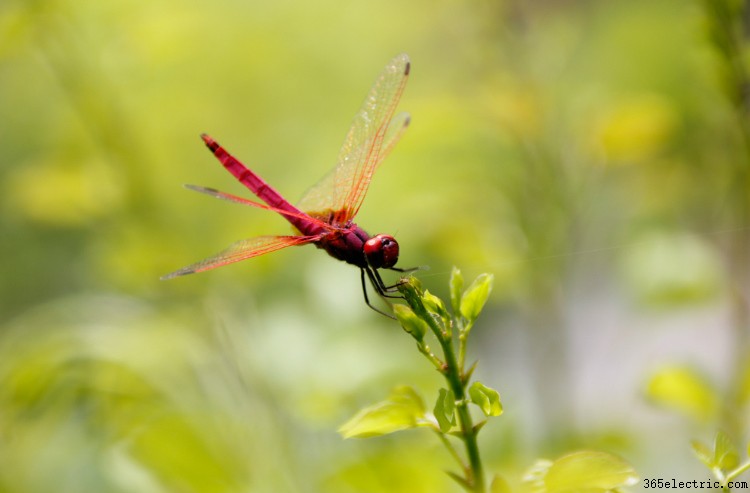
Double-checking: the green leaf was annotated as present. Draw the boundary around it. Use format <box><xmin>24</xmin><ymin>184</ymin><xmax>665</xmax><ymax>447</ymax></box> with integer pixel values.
<box><xmin>450</xmin><ymin>266</ymin><xmax>464</xmax><ymax>315</ymax></box>
<box><xmin>714</xmin><ymin>430</ymin><xmax>740</xmax><ymax>470</ymax></box>
<box><xmin>527</xmin><ymin>450</ymin><xmax>639</xmax><ymax>492</ymax></box>
<box><xmin>522</xmin><ymin>459</ymin><xmax>553</xmax><ymax>491</ymax></box>
<box><xmin>464</xmin><ymin>360</ymin><xmax>479</xmax><ymax>384</ymax></box>
<box><xmin>691</xmin><ymin>440</ymin><xmax>714</xmax><ymax>469</ymax></box>
<box><xmin>397</xmin><ymin>276</ymin><xmax>430</xmax><ymax>318</ymax></box>
<box><xmin>393</xmin><ymin>304</ymin><xmax>427</xmax><ymax>342</ymax></box>
<box><xmin>423</xmin><ymin>289</ymin><xmax>449</xmax><ymax>321</ymax></box>
<box><xmin>490</xmin><ymin>474</ymin><xmax>512</xmax><ymax>493</ymax></box>
<box><xmin>469</xmin><ymin>381</ymin><xmax>503</xmax><ymax>417</ymax></box>
<box><xmin>433</xmin><ymin>388</ymin><xmax>456</xmax><ymax>433</ymax></box>
<box><xmin>460</xmin><ymin>273</ymin><xmax>494</xmax><ymax>322</ymax></box>
<box><xmin>338</xmin><ymin>386</ymin><xmax>426</xmax><ymax>438</ymax></box>
<box><xmin>645</xmin><ymin>365</ymin><xmax>718</xmax><ymax>423</ymax></box>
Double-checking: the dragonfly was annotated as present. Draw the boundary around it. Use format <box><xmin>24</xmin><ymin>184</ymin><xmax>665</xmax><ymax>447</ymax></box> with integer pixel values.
<box><xmin>162</xmin><ymin>53</ymin><xmax>412</xmax><ymax>317</ymax></box>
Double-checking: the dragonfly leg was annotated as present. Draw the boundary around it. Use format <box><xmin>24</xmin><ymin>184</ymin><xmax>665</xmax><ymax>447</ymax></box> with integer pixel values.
<box><xmin>368</xmin><ymin>266</ymin><xmax>402</xmax><ymax>296</ymax></box>
<box><xmin>360</xmin><ymin>268</ymin><xmax>397</xmax><ymax>319</ymax></box>
<box><xmin>388</xmin><ymin>266</ymin><xmax>421</xmax><ymax>273</ymax></box>
<box><xmin>371</xmin><ymin>265</ymin><xmax>421</xmax><ymax>292</ymax></box>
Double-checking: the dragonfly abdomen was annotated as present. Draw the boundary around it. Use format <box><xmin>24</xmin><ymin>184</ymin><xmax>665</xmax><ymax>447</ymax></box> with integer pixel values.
<box><xmin>200</xmin><ymin>133</ymin><xmax>326</xmax><ymax>235</ymax></box>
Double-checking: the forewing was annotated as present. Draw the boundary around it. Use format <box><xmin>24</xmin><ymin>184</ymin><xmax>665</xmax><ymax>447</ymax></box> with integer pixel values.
<box><xmin>297</xmin><ymin>54</ymin><xmax>410</xmax><ymax>221</ymax></box>
<box><xmin>160</xmin><ymin>235</ymin><xmax>320</xmax><ymax>279</ymax></box>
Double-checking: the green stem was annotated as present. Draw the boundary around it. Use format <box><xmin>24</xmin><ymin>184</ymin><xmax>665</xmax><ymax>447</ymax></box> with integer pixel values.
<box><xmin>458</xmin><ymin>331</ymin><xmax>467</xmax><ymax>373</ymax></box>
<box><xmin>434</xmin><ymin>428</ymin><xmax>468</xmax><ymax>472</ymax></box>
<box><xmin>440</xmin><ymin>335</ymin><xmax>485</xmax><ymax>493</ymax></box>
<box><xmin>417</xmin><ymin>342</ymin><xmax>444</xmax><ymax>371</ymax></box>
<box><xmin>727</xmin><ymin>460</ymin><xmax>750</xmax><ymax>483</ymax></box>
<box><xmin>419</xmin><ymin>304</ymin><xmax>485</xmax><ymax>492</ymax></box>
<box><xmin>400</xmin><ymin>279</ymin><xmax>488</xmax><ymax>493</ymax></box>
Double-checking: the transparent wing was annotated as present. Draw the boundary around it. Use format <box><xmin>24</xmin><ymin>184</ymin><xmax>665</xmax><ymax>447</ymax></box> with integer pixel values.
<box><xmin>161</xmin><ymin>235</ymin><xmax>321</xmax><ymax>279</ymax></box>
<box><xmin>379</xmin><ymin>111</ymin><xmax>410</xmax><ymax>163</ymax></box>
<box><xmin>297</xmin><ymin>53</ymin><xmax>410</xmax><ymax>222</ymax></box>
<box><xmin>185</xmin><ymin>184</ymin><xmax>333</xmax><ymax>231</ymax></box>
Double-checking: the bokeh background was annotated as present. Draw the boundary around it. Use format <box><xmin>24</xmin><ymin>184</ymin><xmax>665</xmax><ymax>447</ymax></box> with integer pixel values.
<box><xmin>2</xmin><ymin>0</ymin><xmax>749</xmax><ymax>491</ymax></box>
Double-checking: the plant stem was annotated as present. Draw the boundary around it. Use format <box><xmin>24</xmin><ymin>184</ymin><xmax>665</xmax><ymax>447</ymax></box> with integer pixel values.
<box><xmin>440</xmin><ymin>335</ymin><xmax>485</xmax><ymax>493</ymax></box>
<box><xmin>727</xmin><ymin>460</ymin><xmax>750</xmax><ymax>483</ymax></box>
<box><xmin>399</xmin><ymin>278</ymin><xmax>488</xmax><ymax>493</ymax></box>
<box><xmin>434</xmin><ymin>428</ymin><xmax>468</xmax><ymax>472</ymax></box>
<box><xmin>420</xmin><ymin>302</ymin><xmax>486</xmax><ymax>492</ymax></box>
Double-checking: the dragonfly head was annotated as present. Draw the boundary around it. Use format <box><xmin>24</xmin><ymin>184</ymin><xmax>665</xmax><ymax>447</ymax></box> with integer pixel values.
<box><xmin>364</xmin><ymin>234</ymin><xmax>399</xmax><ymax>269</ymax></box>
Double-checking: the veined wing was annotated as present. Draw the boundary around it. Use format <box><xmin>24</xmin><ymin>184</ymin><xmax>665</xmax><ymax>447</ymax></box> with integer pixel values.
<box><xmin>185</xmin><ymin>184</ymin><xmax>333</xmax><ymax>231</ymax></box>
<box><xmin>160</xmin><ymin>235</ymin><xmax>322</xmax><ymax>279</ymax></box>
<box><xmin>297</xmin><ymin>54</ymin><xmax>410</xmax><ymax>222</ymax></box>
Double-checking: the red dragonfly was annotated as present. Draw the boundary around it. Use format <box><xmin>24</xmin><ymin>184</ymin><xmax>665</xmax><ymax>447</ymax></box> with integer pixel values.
<box><xmin>162</xmin><ymin>54</ymin><xmax>412</xmax><ymax>316</ymax></box>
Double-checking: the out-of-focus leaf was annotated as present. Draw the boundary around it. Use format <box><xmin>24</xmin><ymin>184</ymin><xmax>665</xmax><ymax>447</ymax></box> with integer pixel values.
<box><xmin>522</xmin><ymin>459</ymin><xmax>553</xmax><ymax>493</ymax></box>
<box><xmin>6</xmin><ymin>159</ymin><xmax>123</xmax><ymax>227</ymax></box>
<box><xmin>645</xmin><ymin>365</ymin><xmax>718</xmax><ymax>423</ymax></box>
<box><xmin>393</xmin><ymin>304</ymin><xmax>427</xmax><ymax>342</ymax></box>
<box><xmin>714</xmin><ymin>430</ymin><xmax>740</xmax><ymax>470</ymax></box>
<box><xmin>591</xmin><ymin>94</ymin><xmax>677</xmax><ymax>163</ymax></box>
<box><xmin>433</xmin><ymin>387</ymin><xmax>455</xmax><ymax>433</ymax></box>
<box><xmin>490</xmin><ymin>474</ymin><xmax>512</xmax><ymax>493</ymax></box>
<box><xmin>738</xmin><ymin>361</ymin><xmax>750</xmax><ymax>406</ymax></box>
<box><xmin>130</xmin><ymin>414</ymin><xmax>235</xmax><ymax>493</ymax></box>
<box><xmin>468</xmin><ymin>381</ymin><xmax>502</xmax><ymax>417</ymax></box>
<box><xmin>620</xmin><ymin>231</ymin><xmax>723</xmax><ymax>307</ymax></box>
<box><xmin>339</xmin><ymin>386</ymin><xmax>426</xmax><ymax>438</ymax></box>
<box><xmin>447</xmin><ymin>470</ymin><xmax>472</xmax><ymax>491</ymax></box>
<box><xmin>524</xmin><ymin>450</ymin><xmax>638</xmax><ymax>493</ymax></box>
<box><xmin>460</xmin><ymin>273</ymin><xmax>494</xmax><ymax>322</ymax></box>
<box><xmin>691</xmin><ymin>440</ymin><xmax>714</xmax><ymax>469</ymax></box>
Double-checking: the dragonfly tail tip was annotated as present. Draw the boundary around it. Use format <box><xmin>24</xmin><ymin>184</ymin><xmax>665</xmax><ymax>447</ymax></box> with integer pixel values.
<box><xmin>160</xmin><ymin>268</ymin><xmax>195</xmax><ymax>280</ymax></box>
<box><xmin>200</xmin><ymin>133</ymin><xmax>219</xmax><ymax>149</ymax></box>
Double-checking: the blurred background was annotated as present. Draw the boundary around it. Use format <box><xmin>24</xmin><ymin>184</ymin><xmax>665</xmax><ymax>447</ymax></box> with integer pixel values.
<box><xmin>1</xmin><ymin>0</ymin><xmax>749</xmax><ymax>490</ymax></box>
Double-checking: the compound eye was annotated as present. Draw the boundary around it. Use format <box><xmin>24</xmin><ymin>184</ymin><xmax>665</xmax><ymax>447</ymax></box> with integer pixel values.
<box><xmin>363</xmin><ymin>234</ymin><xmax>399</xmax><ymax>269</ymax></box>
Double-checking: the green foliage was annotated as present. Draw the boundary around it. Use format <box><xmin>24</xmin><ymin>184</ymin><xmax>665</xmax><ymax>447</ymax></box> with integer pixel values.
<box><xmin>2</xmin><ymin>0</ymin><xmax>747</xmax><ymax>490</ymax></box>
<box><xmin>434</xmin><ymin>387</ymin><xmax>456</xmax><ymax>433</ymax></box>
<box><xmin>489</xmin><ymin>475</ymin><xmax>512</xmax><ymax>493</ymax></box>
<box><xmin>645</xmin><ymin>365</ymin><xmax>718</xmax><ymax>423</ymax></box>
<box><xmin>393</xmin><ymin>304</ymin><xmax>427</xmax><ymax>342</ymax></box>
<box><xmin>450</xmin><ymin>266</ymin><xmax>465</xmax><ymax>316</ymax></box>
<box><xmin>342</xmin><ymin>270</ymin><xmax>637</xmax><ymax>492</ymax></box>
<box><xmin>469</xmin><ymin>382</ymin><xmax>502</xmax><ymax>417</ymax></box>
<box><xmin>691</xmin><ymin>431</ymin><xmax>750</xmax><ymax>487</ymax></box>
<box><xmin>343</xmin><ymin>269</ymin><xmax>498</xmax><ymax>492</ymax></box>
<box><xmin>459</xmin><ymin>273</ymin><xmax>494</xmax><ymax>326</ymax></box>
<box><xmin>522</xmin><ymin>451</ymin><xmax>638</xmax><ymax>493</ymax></box>
<box><xmin>338</xmin><ymin>386</ymin><xmax>427</xmax><ymax>438</ymax></box>
<box><xmin>620</xmin><ymin>232</ymin><xmax>723</xmax><ymax>307</ymax></box>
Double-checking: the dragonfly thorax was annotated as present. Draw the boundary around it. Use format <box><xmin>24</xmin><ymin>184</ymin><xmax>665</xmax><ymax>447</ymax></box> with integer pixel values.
<box><xmin>364</xmin><ymin>234</ymin><xmax>399</xmax><ymax>269</ymax></box>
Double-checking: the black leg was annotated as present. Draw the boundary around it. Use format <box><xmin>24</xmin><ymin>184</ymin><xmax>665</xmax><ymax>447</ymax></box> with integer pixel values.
<box><xmin>367</xmin><ymin>266</ymin><xmax>402</xmax><ymax>297</ymax></box>
<box><xmin>371</xmin><ymin>266</ymin><xmax>419</xmax><ymax>291</ymax></box>
<box><xmin>360</xmin><ymin>268</ymin><xmax>397</xmax><ymax>319</ymax></box>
